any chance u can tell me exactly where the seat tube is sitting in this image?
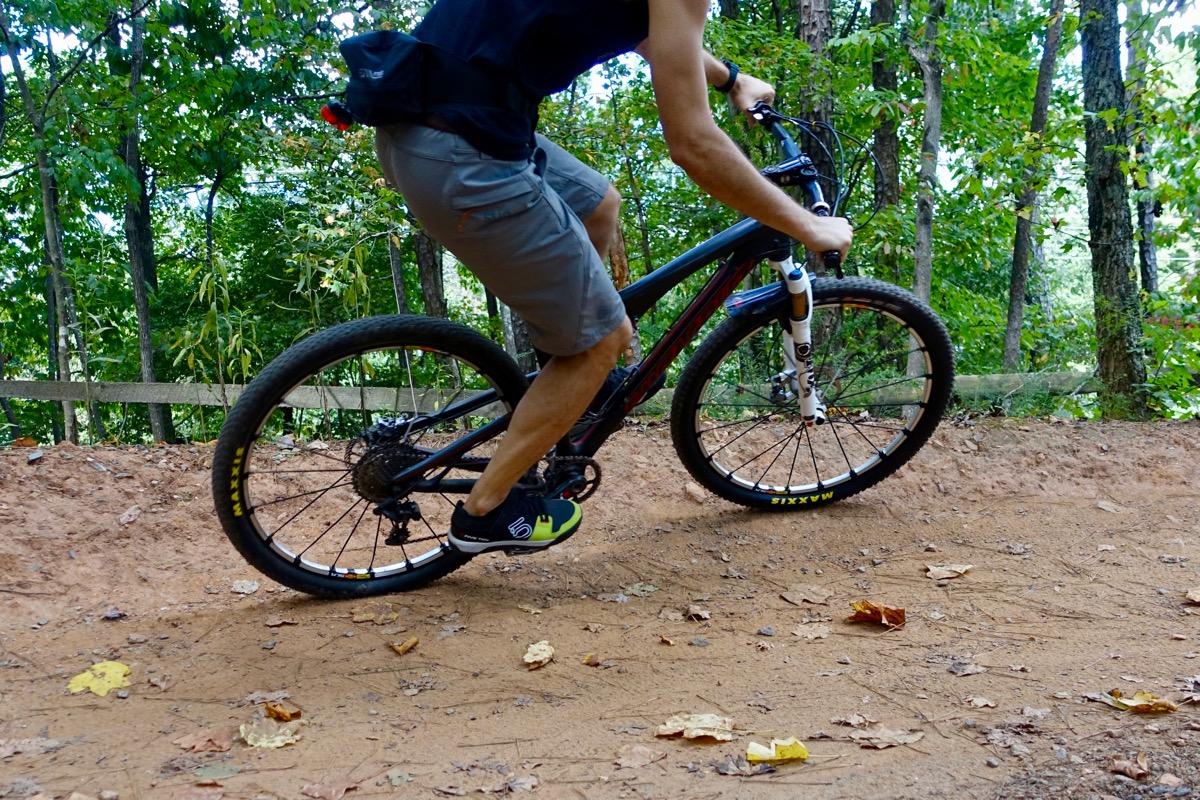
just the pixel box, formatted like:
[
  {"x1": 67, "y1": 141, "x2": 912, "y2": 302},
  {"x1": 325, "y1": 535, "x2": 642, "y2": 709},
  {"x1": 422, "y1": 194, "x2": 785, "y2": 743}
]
[{"x1": 770, "y1": 256, "x2": 820, "y2": 426}]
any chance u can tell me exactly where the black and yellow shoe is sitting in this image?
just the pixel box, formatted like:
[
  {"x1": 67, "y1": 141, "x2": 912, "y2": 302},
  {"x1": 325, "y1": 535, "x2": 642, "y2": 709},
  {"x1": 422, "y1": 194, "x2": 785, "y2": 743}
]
[{"x1": 448, "y1": 488, "x2": 582, "y2": 555}]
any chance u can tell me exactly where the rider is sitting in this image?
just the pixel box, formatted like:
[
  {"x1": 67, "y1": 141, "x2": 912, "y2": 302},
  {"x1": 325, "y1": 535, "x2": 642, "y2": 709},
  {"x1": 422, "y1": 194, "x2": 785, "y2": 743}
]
[{"x1": 372, "y1": 0, "x2": 853, "y2": 555}]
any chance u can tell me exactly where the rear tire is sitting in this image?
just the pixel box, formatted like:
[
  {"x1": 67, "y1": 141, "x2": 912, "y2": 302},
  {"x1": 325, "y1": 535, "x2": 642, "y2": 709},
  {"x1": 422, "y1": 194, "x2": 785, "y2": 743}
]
[
  {"x1": 212, "y1": 315, "x2": 528, "y2": 597},
  {"x1": 671, "y1": 277, "x2": 954, "y2": 509}
]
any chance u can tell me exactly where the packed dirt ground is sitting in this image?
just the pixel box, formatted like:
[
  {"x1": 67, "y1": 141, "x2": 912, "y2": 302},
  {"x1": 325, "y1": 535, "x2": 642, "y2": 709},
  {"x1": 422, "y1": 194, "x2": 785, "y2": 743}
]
[{"x1": 1, "y1": 417, "x2": 1198, "y2": 800}]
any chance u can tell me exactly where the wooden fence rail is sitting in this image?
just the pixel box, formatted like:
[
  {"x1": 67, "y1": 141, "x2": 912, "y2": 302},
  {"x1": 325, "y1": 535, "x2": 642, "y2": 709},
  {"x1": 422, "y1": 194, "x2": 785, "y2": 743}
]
[{"x1": 0, "y1": 370, "x2": 1101, "y2": 412}]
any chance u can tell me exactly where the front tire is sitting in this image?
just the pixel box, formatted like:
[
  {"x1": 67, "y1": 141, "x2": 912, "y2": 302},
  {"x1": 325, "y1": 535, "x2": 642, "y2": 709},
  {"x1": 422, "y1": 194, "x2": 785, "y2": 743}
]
[
  {"x1": 212, "y1": 315, "x2": 528, "y2": 598},
  {"x1": 671, "y1": 277, "x2": 954, "y2": 509}
]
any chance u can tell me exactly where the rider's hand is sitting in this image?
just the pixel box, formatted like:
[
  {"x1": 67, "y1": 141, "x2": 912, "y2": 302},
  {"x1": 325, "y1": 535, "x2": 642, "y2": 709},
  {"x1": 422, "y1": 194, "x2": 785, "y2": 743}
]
[
  {"x1": 728, "y1": 72, "x2": 776, "y2": 123},
  {"x1": 800, "y1": 214, "x2": 854, "y2": 260}
]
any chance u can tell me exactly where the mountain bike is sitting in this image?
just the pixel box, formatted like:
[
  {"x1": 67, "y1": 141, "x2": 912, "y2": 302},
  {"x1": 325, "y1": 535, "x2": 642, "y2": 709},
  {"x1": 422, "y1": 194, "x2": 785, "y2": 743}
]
[{"x1": 211, "y1": 103, "x2": 955, "y2": 598}]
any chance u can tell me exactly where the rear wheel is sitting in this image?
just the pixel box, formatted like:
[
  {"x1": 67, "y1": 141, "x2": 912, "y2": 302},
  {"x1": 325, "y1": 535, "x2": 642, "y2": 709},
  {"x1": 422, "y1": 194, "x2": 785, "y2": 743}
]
[
  {"x1": 212, "y1": 315, "x2": 528, "y2": 597},
  {"x1": 671, "y1": 277, "x2": 954, "y2": 509}
]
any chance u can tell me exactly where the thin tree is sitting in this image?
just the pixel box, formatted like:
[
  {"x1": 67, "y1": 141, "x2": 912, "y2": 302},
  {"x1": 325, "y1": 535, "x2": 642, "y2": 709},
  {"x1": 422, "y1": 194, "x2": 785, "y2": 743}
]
[
  {"x1": 1002, "y1": 0, "x2": 1066, "y2": 372},
  {"x1": 111, "y1": 2, "x2": 173, "y2": 441},
  {"x1": 1125, "y1": 0, "x2": 1158, "y2": 294},
  {"x1": 1079, "y1": 0, "x2": 1147, "y2": 417},
  {"x1": 871, "y1": 0, "x2": 902, "y2": 284}
]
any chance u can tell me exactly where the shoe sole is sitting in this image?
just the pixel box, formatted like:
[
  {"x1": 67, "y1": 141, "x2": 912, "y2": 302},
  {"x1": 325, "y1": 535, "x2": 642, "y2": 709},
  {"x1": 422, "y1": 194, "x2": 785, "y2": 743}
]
[{"x1": 448, "y1": 522, "x2": 580, "y2": 555}]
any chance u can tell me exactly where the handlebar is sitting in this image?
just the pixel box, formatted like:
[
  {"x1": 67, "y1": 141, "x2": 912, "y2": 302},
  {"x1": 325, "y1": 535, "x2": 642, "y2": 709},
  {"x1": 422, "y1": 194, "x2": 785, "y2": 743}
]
[{"x1": 748, "y1": 102, "x2": 844, "y2": 279}]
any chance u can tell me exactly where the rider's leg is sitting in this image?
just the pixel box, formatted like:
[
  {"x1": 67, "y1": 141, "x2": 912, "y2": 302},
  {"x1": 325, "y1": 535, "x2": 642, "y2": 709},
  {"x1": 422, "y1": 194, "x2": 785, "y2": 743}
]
[
  {"x1": 583, "y1": 186, "x2": 621, "y2": 262},
  {"x1": 463, "y1": 314, "x2": 633, "y2": 516}
]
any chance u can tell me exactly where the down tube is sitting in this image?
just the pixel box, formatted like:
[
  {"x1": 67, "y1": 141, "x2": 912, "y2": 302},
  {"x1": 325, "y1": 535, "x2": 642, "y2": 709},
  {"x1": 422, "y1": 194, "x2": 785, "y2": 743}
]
[{"x1": 622, "y1": 254, "x2": 763, "y2": 416}]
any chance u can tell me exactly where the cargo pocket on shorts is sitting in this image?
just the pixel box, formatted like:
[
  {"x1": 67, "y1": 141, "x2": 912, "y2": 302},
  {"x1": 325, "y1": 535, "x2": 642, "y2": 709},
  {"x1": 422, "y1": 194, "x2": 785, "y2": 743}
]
[{"x1": 449, "y1": 160, "x2": 544, "y2": 225}]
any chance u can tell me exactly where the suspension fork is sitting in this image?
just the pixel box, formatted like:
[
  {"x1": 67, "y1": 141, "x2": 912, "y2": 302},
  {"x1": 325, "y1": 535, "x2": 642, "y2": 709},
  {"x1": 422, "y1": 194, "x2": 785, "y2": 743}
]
[{"x1": 768, "y1": 256, "x2": 826, "y2": 426}]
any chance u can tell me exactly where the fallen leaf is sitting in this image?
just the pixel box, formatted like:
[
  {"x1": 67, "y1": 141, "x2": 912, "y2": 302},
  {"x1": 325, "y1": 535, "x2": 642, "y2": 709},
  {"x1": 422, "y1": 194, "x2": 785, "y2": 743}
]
[
  {"x1": 925, "y1": 563, "x2": 974, "y2": 580},
  {"x1": 1186, "y1": 588, "x2": 1200, "y2": 604},
  {"x1": 781, "y1": 584, "x2": 831, "y2": 606},
  {"x1": 1113, "y1": 689, "x2": 1178, "y2": 714},
  {"x1": 949, "y1": 661, "x2": 988, "y2": 677},
  {"x1": 745, "y1": 737, "x2": 809, "y2": 764},
  {"x1": 264, "y1": 615, "x2": 298, "y2": 627},
  {"x1": 118, "y1": 505, "x2": 142, "y2": 525},
  {"x1": 583, "y1": 622, "x2": 603, "y2": 632},
  {"x1": 581, "y1": 653, "x2": 601, "y2": 667},
  {"x1": 794, "y1": 623, "x2": 830, "y2": 640},
  {"x1": 523, "y1": 640, "x2": 554, "y2": 670},
  {"x1": 1158, "y1": 773, "x2": 1184, "y2": 788},
  {"x1": 830, "y1": 713, "x2": 878, "y2": 727},
  {"x1": 1096, "y1": 500, "x2": 1123, "y2": 514},
  {"x1": 710, "y1": 755, "x2": 774, "y2": 776},
  {"x1": 172, "y1": 729, "x2": 234, "y2": 753},
  {"x1": 350, "y1": 602, "x2": 398, "y2": 624},
  {"x1": 659, "y1": 635, "x2": 675, "y2": 646},
  {"x1": 301, "y1": 778, "x2": 358, "y2": 800},
  {"x1": 384, "y1": 768, "x2": 413, "y2": 786},
  {"x1": 67, "y1": 661, "x2": 131, "y2": 697},
  {"x1": 847, "y1": 600, "x2": 905, "y2": 628},
  {"x1": 478, "y1": 775, "x2": 538, "y2": 793},
  {"x1": 192, "y1": 763, "x2": 239, "y2": 782},
  {"x1": 240, "y1": 718, "x2": 302, "y2": 748},
  {"x1": 966, "y1": 696, "x2": 996, "y2": 708},
  {"x1": 11, "y1": 436, "x2": 38, "y2": 447},
  {"x1": 264, "y1": 702, "x2": 301, "y2": 722},
  {"x1": 656, "y1": 713, "x2": 735, "y2": 742},
  {"x1": 389, "y1": 637, "x2": 419, "y2": 657},
  {"x1": 847, "y1": 723, "x2": 925, "y2": 749},
  {"x1": 1109, "y1": 752, "x2": 1149, "y2": 780},
  {"x1": 0, "y1": 737, "x2": 61, "y2": 758},
  {"x1": 686, "y1": 605, "x2": 711, "y2": 621},
  {"x1": 658, "y1": 608, "x2": 684, "y2": 622},
  {"x1": 615, "y1": 744, "x2": 667, "y2": 769},
  {"x1": 432, "y1": 787, "x2": 466, "y2": 797},
  {"x1": 517, "y1": 605, "x2": 542, "y2": 615},
  {"x1": 626, "y1": 582, "x2": 659, "y2": 597}
]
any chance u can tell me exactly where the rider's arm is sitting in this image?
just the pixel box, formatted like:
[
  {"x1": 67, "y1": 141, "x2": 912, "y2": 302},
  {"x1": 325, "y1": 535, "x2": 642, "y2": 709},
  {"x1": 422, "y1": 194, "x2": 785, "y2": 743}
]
[{"x1": 636, "y1": 0, "x2": 852, "y2": 258}]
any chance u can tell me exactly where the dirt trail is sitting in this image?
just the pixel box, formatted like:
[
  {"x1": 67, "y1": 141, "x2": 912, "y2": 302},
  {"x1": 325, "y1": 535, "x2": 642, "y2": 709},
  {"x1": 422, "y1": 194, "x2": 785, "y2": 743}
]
[{"x1": 1, "y1": 418, "x2": 1198, "y2": 800}]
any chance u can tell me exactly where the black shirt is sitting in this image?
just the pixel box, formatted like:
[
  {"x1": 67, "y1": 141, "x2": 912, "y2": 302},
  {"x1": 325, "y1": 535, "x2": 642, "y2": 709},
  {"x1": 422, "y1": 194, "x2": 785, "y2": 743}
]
[{"x1": 414, "y1": 0, "x2": 649, "y2": 160}]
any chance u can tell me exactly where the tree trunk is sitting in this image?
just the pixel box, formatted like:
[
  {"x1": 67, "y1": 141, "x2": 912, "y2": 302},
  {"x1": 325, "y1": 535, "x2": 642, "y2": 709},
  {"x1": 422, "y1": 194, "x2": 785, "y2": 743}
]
[
  {"x1": 114, "y1": 5, "x2": 172, "y2": 442},
  {"x1": 1003, "y1": 0, "x2": 1065, "y2": 371},
  {"x1": 1125, "y1": 0, "x2": 1158, "y2": 294},
  {"x1": 1080, "y1": 0, "x2": 1147, "y2": 418},
  {"x1": 907, "y1": 0, "x2": 945, "y2": 310},
  {"x1": 414, "y1": 230, "x2": 447, "y2": 319},
  {"x1": 871, "y1": 0, "x2": 901, "y2": 284},
  {"x1": 3, "y1": 20, "x2": 78, "y2": 442},
  {"x1": 387, "y1": 225, "x2": 410, "y2": 313}
]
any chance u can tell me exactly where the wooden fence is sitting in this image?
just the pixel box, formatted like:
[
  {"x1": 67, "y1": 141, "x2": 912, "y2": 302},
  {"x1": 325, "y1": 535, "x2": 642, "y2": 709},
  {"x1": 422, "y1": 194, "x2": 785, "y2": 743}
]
[{"x1": 0, "y1": 370, "x2": 1101, "y2": 413}]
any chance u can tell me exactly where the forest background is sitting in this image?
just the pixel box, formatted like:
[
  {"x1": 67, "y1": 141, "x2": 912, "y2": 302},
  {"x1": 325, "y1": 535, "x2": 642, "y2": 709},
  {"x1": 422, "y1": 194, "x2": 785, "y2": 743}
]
[{"x1": 1, "y1": 0, "x2": 1198, "y2": 446}]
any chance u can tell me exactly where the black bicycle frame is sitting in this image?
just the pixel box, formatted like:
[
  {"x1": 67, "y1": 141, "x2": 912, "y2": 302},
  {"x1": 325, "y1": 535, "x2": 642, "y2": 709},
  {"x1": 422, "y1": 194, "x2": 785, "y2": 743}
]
[{"x1": 386, "y1": 217, "x2": 794, "y2": 494}]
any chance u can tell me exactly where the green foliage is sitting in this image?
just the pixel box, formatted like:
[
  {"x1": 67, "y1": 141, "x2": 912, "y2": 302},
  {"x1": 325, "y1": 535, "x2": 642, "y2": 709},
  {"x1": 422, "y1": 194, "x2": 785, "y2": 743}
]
[{"x1": 1143, "y1": 272, "x2": 1200, "y2": 419}]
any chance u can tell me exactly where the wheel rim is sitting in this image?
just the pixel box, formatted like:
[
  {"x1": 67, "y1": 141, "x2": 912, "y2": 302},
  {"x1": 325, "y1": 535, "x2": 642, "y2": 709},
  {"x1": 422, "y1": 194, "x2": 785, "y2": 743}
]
[
  {"x1": 235, "y1": 345, "x2": 512, "y2": 582},
  {"x1": 692, "y1": 300, "x2": 936, "y2": 498}
]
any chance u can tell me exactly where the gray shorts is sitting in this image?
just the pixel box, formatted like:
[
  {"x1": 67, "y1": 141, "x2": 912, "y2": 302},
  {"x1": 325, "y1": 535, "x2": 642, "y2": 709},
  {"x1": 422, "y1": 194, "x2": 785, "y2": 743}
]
[{"x1": 375, "y1": 124, "x2": 627, "y2": 356}]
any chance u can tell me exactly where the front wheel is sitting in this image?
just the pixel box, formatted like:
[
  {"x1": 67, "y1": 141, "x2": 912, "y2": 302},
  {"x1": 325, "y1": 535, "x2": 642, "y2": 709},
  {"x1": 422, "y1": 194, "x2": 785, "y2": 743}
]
[
  {"x1": 212, "y1": 315, "x2": 528, "y2": 598},
  {"x1": 671, "y1": 277, "x2": 954, "y2": 509}
]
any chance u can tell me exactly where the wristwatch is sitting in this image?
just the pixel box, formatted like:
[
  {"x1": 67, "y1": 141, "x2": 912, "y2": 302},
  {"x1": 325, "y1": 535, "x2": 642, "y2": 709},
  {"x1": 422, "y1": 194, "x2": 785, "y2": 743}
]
[{"x1": 716, "y1": 59, "x2": 739, "y2": 94}]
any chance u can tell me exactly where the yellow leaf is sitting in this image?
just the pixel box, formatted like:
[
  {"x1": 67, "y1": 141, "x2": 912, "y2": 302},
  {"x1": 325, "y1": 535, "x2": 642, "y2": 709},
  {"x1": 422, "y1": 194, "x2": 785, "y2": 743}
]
[
  {"x1": 746, "y1": 737, "x2": 809, "y2": 764},
  {"x1": 1120, "y1": 690, "x2": 1178, "y2": 714},
  {"x1": 67, "y1": 661, "x2": 131, "y2": 697},
  {"x1": 847, "y1": 599, "x2": 906, "y2": 628},
  {"x1": 389, "y1": 637, "x2": 419, "y2": 657}
]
